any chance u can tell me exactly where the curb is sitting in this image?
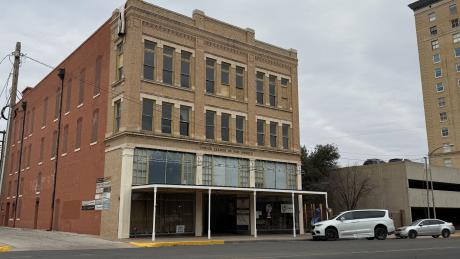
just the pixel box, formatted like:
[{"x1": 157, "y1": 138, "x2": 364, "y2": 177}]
[
  {"x1": 130, "y1": 240, "x2": 225, "y2": 248},
  {"x1": 0, "y1": 246, "x2": 12, "y2": 252}
]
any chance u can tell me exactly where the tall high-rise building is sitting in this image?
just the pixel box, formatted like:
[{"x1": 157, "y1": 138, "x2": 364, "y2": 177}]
[
  {"x1": 409, "y1": 0, "x2": 460, "y2": 167},
  {"x1": 0, "y1": 0, "x2": 323, "y2": 240}
]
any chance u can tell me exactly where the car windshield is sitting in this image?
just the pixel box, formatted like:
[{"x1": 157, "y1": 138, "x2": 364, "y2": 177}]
[{"x1": 410, "y1": 219, "x2": 424, "y2": 226}]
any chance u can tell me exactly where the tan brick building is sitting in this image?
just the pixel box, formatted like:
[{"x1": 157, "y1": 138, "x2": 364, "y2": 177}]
[
  {"x1": 409, "y1": 0, "x2": 460, "y2": 168},
  {"x1": 0, "y1": 0, "x2": 325, "y2": 240}
]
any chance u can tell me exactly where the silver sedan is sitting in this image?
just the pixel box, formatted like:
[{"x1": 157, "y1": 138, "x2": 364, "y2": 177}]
[{"x1": 395, "y1": 219, "x2": 456, "y2": 239}]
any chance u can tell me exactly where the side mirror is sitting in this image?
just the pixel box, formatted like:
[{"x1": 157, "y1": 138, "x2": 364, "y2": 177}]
[{"x1": 419, "y1": 223, "x2": 424, "y2": 227}]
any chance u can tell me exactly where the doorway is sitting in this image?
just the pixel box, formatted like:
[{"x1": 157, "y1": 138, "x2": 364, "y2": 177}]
[
  {"x1": 204, "y1": 194, "x2": 250, "y2": 235},
  {"x1": 34, "y1": 199, "x2": 40, "y2": 229},
  {"x1": 3, "y1": 203, "x2": 10, "y2": 226}
]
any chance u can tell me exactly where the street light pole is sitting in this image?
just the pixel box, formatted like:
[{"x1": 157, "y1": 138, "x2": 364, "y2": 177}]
[
  {"x1": 424, "y1": 157, "x2": 430, "y2": 219},
  {"x1": 427, "y1": 144, "x2": 453, "y2": 219}
]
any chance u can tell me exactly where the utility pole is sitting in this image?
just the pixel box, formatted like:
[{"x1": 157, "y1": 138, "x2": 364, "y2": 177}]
[
  {"x1": 0, "y1": 42, "x2": 21, "y2": 200},
  {"x1": 424, "y1": 157, "x2": 430, "y2": 219}
]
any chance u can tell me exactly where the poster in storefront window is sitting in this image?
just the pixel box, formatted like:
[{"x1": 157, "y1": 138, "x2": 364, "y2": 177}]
[{"x1": 281, "y1": 204, "x2": 293, "y2": 213}]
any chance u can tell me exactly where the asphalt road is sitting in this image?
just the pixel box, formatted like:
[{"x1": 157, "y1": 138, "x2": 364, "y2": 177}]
[{"x1": 1, "y1": 238, "x2": 460, "y2": 259}]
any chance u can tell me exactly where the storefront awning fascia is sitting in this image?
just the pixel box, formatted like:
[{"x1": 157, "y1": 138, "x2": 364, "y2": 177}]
[{"x1": 131, "y1": 184, "x2": 327, "y2": 196}]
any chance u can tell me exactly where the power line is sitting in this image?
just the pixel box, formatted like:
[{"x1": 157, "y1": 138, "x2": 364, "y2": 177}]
[
  {"x1": 0, "y1": 66, "x2": 13, "y2": 103},
  {"x1": 0, "y1": 54, "x2": 12, "y2": 66}
]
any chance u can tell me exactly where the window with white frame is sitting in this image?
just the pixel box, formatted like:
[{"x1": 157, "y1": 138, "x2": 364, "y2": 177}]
[
  {"x1": 450, "y1": 3, "x2": 457, "y2": 14},
  {"x1": 458, "y1": 79, "x2": 460, "y2": 87},
  {"x1": 438, "y1": 97, "x2": 446, "y2": 107},
  {"x1": 440, "y1": 111, "x2": 448, "y2": 122},
  {"x1": 453, "y1": 18, "x2": 459, "y2": 28},
  {"x1": 457, "y1": 64, "x2": 460, "y2": 72},
  {"x1": 436, "y1": 82, "x2": 444, "y2": 92},
  {"x1": 444, "y1": 158, "x2": 453, "y2": 167},
  {"x1": 433, "y1": 53, "x2": 441, "y2": 63},
  {"x1": 443, "y1": 143, "x2": 453, "y2": 153},
  {"x1": 454, "y1": 33, "x2": 460, "y2": 43},
  {"x1": 429, "y1": 12, "x2": 436, "y2": 22},
  {"x1": 442, "y1": 127, "x2": 449, "y2": 137},
  {"x1": 456, "y1": 48, "x2": 460, "y2": 57},
  {"x1": 430, "y1": 26, "x2": 438, "y2": 36},
  {"x1": 435, "y1": 68, "x2": 442, "y2": 78},
  {"x1": 431, "y1": 40, "x2": 439, "y2": 50}
]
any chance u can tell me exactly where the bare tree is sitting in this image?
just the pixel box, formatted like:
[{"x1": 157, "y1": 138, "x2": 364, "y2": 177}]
[{"x1": 329, "y1": 168, "x2": 374, "y2": 211}]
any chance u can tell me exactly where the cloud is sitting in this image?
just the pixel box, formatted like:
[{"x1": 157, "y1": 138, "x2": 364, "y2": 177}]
[{"x1": 0, "y1": 0, "x2": 427, "y2": 166}]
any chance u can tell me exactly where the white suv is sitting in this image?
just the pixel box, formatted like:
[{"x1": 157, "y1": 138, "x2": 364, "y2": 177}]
[{"x1": 312, "y1": 209, "x2": 395, "y2": 241}]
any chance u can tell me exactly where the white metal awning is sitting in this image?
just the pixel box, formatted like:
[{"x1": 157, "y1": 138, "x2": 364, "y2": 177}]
[{"x1": 131, "y1": 184, "x2": 328, "y2": 241}]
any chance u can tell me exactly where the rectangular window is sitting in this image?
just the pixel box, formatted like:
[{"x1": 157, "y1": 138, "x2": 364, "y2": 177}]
[
  {"x1": 114, "y1": 100, "x2": 121, "y2": 132},
  {"x1": 457, "y1": 64, "x2": 460, "y2": 72},
  {"x1": 256, "y1": 72, "x2": 264, "y2": 104},
  {"x1": 76, "y1": 118, "x2": 82, "y2": 149},
  {"x1": 435, "y1": 68, "x2": 442, "y2": 78},
  {"x1": 442, "y1": 127, "x2": 449, "y2": 137},
  {"x1": 65, "y1": 79, "x2": 71, "y2": 113},
  {"x1": 269, "y1": 75, "x2": 277, "y2": 107},
  {"x1": 432, "y1": 40, "x2": 439, "y2": 50},
  {"x1": 42, "y1": 97, "x2": 48, "y2": 127},
  {"x1": 236, "y1": 116, "x2": 244, "y2": 144},
  {"x1": 116, "y1": 42, "x2": 124, "y2": 81},
  {"x1": 221, "y1": 113, "x2": 230, "y2": 142},
  {"x1": 440, "y1": 112, "x2": 448, "y2": 122},
  {"x1": 221, "y1": 62, "x2": 230, "y2": 85},
  {"x1": 143, "y1": 40, "x2": 156, "y2": 80},
  {"x1": 438, "y1": 97, "x2": 446, "y2": 107},
  {"x1": 62, "y1": 125, "x2": 68, "y2": 154},
  {"x1": 257, "y1": 119, "x2": 265, "y2": 146},
  {"x1": 458, "y1": 79, "x2": 460, "y2": 87},
  {"x1": 180, "y1": 106, "x2": 190, "y2": 136},
  {"x1": 161, "y1": 102, "x2": 173, "y2": 134},
  {"x1": 453, "y1": 18, "x2": 459, "y2": 28},
  {"x1": 282, "y1": 124, "x2": 289, "y2": 149},
  {"x1": 456, "y1": 48, "x2": 460, "y2": 57},
  {"x1": 206, "y1": 58, "x2": 215, "y2": 94},
  {"x1": 205, "y1": 110, "x2": 215, "y2": 140},
  {"x1": 429, "y1": 12, "x2": 436, "y2": 22},
  {"x1": 236, "y1": 66, "x2": 244, "y2": 89},
  {"x1": 94, "y1": 56, "x2": 102, "y2": 96},
  {"x1": 443, "y1": 144, "x2": 453, "y2": 153},
  {"x1": 180, "y1": 51, "x2": 191, "y2": 88},
  {"x1": 436, "y1": 82, "x2": 444, "y2": 92},
  {"x1": 430, "y1": 26, "x2": 437, "y2": 36},
  {"x1": 201, "y1": 155, "x2": 249, "y2": 187},
  {"x1": 454, "y1": 33, "x2": 460, "y2": 43},
  {"x1": 281, "y1": 78, "x2": 289, "y2": 87},
  {"x1": 54, "y1": 88, "x2": 61, "y2": 119},
  {"x1": 163, "y1": 46, "x2": 174, "y2": 85},
  {"x1": 78, "y1": 69, "x2": 85, "y2": 105},
  {"x1": 51, "y1": 131, "x2": 58, "y2": 158},
  {"x1": 450, "y1": 3, "x2": 457, "y2": 14},
  {"x1": 36, "y1": 173, "x2": 42, "y2": 193},
  {"x1": 433, "y1": 53, "x2": 441, "y2": 63},
  {"x1": 444, "y1": 158, "x2": 453, "y2": 167},
  {"x1": 30, "y1": 108, "x2": 35, "y2": 134},
  {"x1": 39, "y1": 137, "x2": 44, "y2": 162},
  {"x1": 141, "y1": 98, "x2": 154, "y2": 131},
  {"x1": 270, "y1": 121, "x2": 278, "y2": 148},
  {"x1": 91, "y1": 109, "x2": 99, "y2": 143}
]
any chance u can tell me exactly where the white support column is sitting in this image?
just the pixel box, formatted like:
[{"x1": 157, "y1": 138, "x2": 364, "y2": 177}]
[
  {"x1": 325, "y1": 193, "x2": 329, "y2": 220},
  {"x1": 196, "y1": 153, "x2": 203, "y2": 185},
  {"x1": 298, "y1": 194, "x2": 304, "y2": 235},
  {"x1": 152, "y1": 187, "x2": 157, "y2": 241},
  {"x1": 117, "y1": 147, "x2": 134, "y2": 239},
  {"x1": 253, "y1": 191, "x2": 257, "y2": 238},
  {"x1": 249, "y1": 159, "x2": 256, "y2": 188},
  {"x1": 208, "y1": 188, "x2": 211, "y2": 240},
  {"x1": 292, "y1": 192, "x2": 296, "y2": 238},
  {"x1": 296, "y1": 163, "x2": 302, "y2": 190}
]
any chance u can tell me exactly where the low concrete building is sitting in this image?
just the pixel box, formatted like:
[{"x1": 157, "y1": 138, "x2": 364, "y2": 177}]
[{"x1": 330, "y1": 161, "x2": 460, "y2": 228}]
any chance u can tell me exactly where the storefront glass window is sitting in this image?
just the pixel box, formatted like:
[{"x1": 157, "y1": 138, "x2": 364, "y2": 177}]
[
  {"x1": 255, "y1": 160, "x2": 297, "y2": 190},
  {"x1": 133, "y1": 149, "x2": 196, "y2": 185},
  {"x1": 202, "y1": 155, "x2": 249, "y2": 187}
]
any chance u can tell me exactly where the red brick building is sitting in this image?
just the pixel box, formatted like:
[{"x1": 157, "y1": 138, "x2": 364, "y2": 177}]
[{"x1": 0, "y1": 20, "x2": 110, "y2": 235}]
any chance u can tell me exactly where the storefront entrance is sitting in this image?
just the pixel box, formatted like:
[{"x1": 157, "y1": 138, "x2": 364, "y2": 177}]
[{"x1": 203, "y1": 194, "x2": 250, "y2": 235}]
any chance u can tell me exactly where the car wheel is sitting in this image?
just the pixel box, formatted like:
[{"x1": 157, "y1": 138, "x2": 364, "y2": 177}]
[
  {"x1": 408, "y1": 230, "x2": 417, "y2": 239},
  {"x1": 374, "y1": 227, "x2": 388, "y2": 240},
  {"x1": 325, "y1": 228, "x2": 338, "y2": 241},
  {"x1": 442, "y1": 229, "x2": 451, "y2": 238},
  {"x1": 366, "y1": 237, "x2": 375, "y2": 240},
  {"x1": 432, "y1": 235, "x2": 440, "y2": 238}
]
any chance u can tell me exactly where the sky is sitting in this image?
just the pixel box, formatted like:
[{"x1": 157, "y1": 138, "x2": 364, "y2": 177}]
[{"x1": 0, "y1": 0, "x2": 426, "y2": 166}]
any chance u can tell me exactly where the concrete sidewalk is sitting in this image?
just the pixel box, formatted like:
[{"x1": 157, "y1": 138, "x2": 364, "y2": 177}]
[{"x1": 0, "y1": 227, "x2": 132, "y2": 252}]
